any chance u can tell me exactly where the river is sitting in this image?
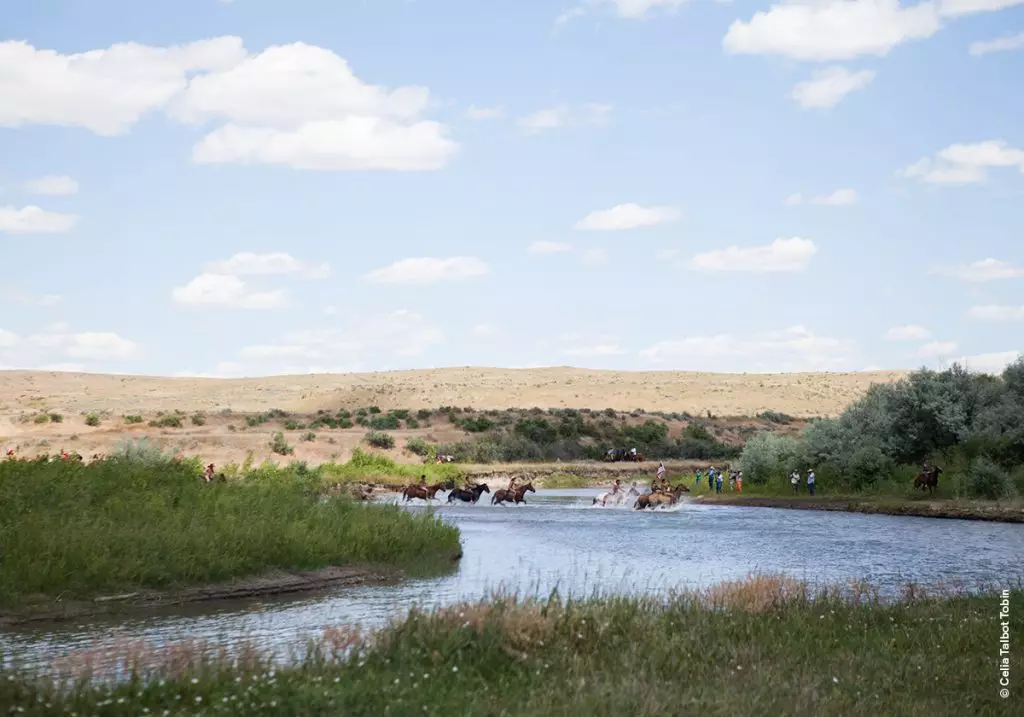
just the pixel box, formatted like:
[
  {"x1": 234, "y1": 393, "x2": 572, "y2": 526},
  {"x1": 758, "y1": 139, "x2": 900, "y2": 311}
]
[{"x1": 4, "y1": 489, "x2": 1024, "y2": 674}]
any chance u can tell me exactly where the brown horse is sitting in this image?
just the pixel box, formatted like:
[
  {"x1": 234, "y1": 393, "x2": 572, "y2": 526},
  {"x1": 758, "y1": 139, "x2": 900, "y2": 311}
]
[
  {"x1": 492, "y1": 482, "x2": 536, "y2": 505},
  {"x1": 402, "y1": 483, "x2": 445, "y2": 502},
  {"x1": 447, "y1": 483, "x2": 491, "y2": 504},
  {"x1": 635, "y1": 484, "x2": 689, "y2": 510},
  {"x1": 913, "y1": 466, "x2": 943, "y2": 496}
]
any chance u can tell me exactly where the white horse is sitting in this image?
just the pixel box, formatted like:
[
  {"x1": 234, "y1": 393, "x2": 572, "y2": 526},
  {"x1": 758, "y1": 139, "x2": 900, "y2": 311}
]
[{"x1": 593, "y1": 484, "x2": 640, "y2": 507}]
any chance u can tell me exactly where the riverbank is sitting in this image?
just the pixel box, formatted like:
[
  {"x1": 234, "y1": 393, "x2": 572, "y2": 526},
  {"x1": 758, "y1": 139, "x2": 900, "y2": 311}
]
[
  {"x1": 689, "y1": 494, "x2": 1024, "y2": 523},
  {"x1": 4, "y1": 577, "x2": 1017, "y2": 716},
  {"x1": 0, "y1": 456, "x2": 461, "y2": 616}
]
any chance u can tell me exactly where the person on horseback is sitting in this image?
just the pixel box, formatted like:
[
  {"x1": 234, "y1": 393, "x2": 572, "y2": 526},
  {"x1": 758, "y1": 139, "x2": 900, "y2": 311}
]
[
  {"x1": 507, "y1": 475, "x2": 519, "y2": 497},
  {"x1": 419, "y1": 474, "x2": 427, "y2": 486},
  {"x1": 611, "y1": 478, "x2": 621, "y2": 494}
]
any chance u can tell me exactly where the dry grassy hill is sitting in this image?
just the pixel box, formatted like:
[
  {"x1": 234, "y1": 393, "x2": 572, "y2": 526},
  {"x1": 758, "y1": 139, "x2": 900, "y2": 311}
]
[{"x1": 0, "y1": 367, "x2": 907, "y2": 467}]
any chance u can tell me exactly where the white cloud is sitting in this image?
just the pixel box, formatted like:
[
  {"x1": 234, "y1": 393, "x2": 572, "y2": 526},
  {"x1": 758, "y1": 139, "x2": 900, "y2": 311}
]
[
  {"x1": 472, "y1": 323, "x2": 500, "y2": 339},
  {"x1": 0, "y1": 206, "x2": 78, "y2": 234},
  {"x1": 205, "y1": 252, "x2": 329, "y2": 278},
  {"x1": 723, "y1": 1, "x2": 943, "y2": 62},
  {"x1": 0, "y1": 37, "x2": 457, "y2": 172},
  {"x1": 518, "y1": 103, "x2": 611, "y2": 133},
  {"x1": 557, "y1": 0, "x2": 688, "y2": 23},
  {"x1": 0, "y1": 323, "x2": 140, "y2": 368},
  {"x1": 947, "y1": 350, "x2": 1022, "y2": 374},
  {"x1": 236, "y1": 309, "x2": 444, "y2": 370},
  {"x1": 574, "y1": 203, "x2": 681, "y2": 231},
  {"x1": 639, "y1": 325, "x2": 856, "y2": 372},
  {"x1": 791, "y1": 67, "x2": 875, "y2": 108},
  {"x1": 191, "y1": 119, "x2": 457, "y2": 171},
  {"x1": 582, "y1": 248, "x2": 609, "y2": 265},
  {"x1": 0, "y1": 37, "x2": 246, "y2": 135},
  {"x1": 929, "y1": 258, "x2": 1024, "y2": 282},
  {"x1": 465, "y1": 105, "x2": 504, "y2": 120},
  {"x1": 0, "y1": 286, "x2": 62, "y2": 307},
  {"x1": 363, "y1": 256, "x2": 489, "y2": 285},
  {"x1": 917, "y1": 340, "x2": 958, "y2": 357},
  {"x1": 902, "y1": 140, "x2": 1024, "y2": 185},
  {"x1": 966, "y1": 304, "x2": 1024, "y2": 322},
  {"x1": 689, "y1": 237, "x2": 817, "y2": 273},
  {"x1": 938, "y1": 0, "x2": 1024, "y2": 17},
  {"x1": 786, "y1": 189, "x2": 859, "y2": 205},
  {"x1": 24, "y1": 175, "x2": 79, "y2": 196},
  {"x1": 171, "y1": 273, "x2": 287, "y2": 309},
  {"x1": 884, "y1": 324, "x2": 931, "y2": 340},
  {"x1": 969, "y1": 31, "x2": 1024, "y2": 55},
  {"x1": 527, "y1": 240, "x2": 573, "y2": 255}
]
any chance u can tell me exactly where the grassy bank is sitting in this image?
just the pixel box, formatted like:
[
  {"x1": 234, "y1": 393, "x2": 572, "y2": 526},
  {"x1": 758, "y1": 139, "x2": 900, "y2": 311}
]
[
  {"x1": 0, "y1": 453, "x2": 461, "y2": 611},
  {"x1": 690, "y1": 494, "x2": 1024, "y2": 522},
  {"x1": 3, "y1": 578, "x2": 1018, "y2": 716}
]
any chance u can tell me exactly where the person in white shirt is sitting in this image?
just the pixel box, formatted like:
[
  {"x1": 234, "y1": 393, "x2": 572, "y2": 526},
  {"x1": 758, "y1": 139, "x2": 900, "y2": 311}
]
[
  {"x1": 806, "y1": 469, "x2": 816, "y2": 496},
  {"x1": 791, "y1": 470, "x2": 800, "y2": 493}
]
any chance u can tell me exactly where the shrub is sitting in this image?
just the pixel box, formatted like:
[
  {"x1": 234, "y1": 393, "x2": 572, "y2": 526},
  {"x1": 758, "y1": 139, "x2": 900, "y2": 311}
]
[
  {"x1": 406, "y1": 417, "x2": 421, "y2": 429},
  {"x1": 190, "y1": 412, "x2": 206, "y2": 427},
  {"x1": 405, "y1": 437, "x2": 434, "y2": 457},
  {"x1": 758, "y1": 410, "x2": 794, "y2": 424},
  {"x1": 845, "y1": 445, "x2": 894, "y2": 490},
  {"x1": 283, "y1": 419, "x2": 299, "y2": 431},
  {"x1": 339, "y1": 417, "x2": 354, "y2": 429},
  {"x1": 149, "y1": 415, "x2": 183, "y2": 429},
  {"x1": 416, "y1": 409, "x2": 432, "y2": 420},
  {"x1": 301, "y1": 432, "x2": 316, "y2": 443},
  {"x1": 965, "y1": 456, "x2": 1017, "y2": 500},
  {"x1": 110, "y1": 437, "x2": 174, "y2": 465},
  {"x1": 368, "y1": 406, "x2": 381, "y2": 414},
  {"x1": 48, "y1": 413, "x2": 63, "y2": 424},
  {"x1": 365, "y1": 431, "x2": 395, "y2": 450},
  {"x1": 269, "y1": 432, "x2": 294, "y2": 456},
  {"x1": 740, "y1": 432, "x2": 802, "y2": 485},
  {"x1": 459, "y1": 416, "x2": 494, "y2": 433},
  {"x1": 123, "y1": 415, "x2": 143, "y2": 425},
  {"x1": 33, "y1": 414, "x2": 49, "y2": 425},
  {"x1": 368, "y1": 414, "x2": 401, "y2": 431},
  {"x1": 84, "y1": 414, "x2": 101, "y2": 427}
]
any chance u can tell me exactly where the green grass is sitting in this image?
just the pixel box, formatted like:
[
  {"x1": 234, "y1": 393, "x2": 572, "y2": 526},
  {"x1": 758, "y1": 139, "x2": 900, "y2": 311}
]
[
  {"x1": 0, "y1": 454, "x2": 461, "y2": 609},
  {"x1": 542, "y1": 472, "x2": 598, "y2": 489},
  {"x1": 3, "y1": 580, "x2": 1018, "y2": 716}
]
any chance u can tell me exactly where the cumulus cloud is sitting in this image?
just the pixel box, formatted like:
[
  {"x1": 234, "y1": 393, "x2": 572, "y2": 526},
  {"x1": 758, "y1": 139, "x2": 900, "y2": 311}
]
[
  {"x1": 527, "y1": 241, "x2": 573, "y2": 255},
  {"x1": 574, "y1": 203, "x2": 681, "y2": 231},
  {"x1": 363, "y1": 256, "x2": 489, "y2": 285},
  {"x1": 235, "y1": 309, "x2": 445, "y2": 372},
  {"x1": 518, "y1": 103, "x2": 611, "y2": 133},
  {"x1": 884, "y1": 324, "x2": 931, "y2": 340},
  {"x1": 946, "y1": 350, "x2": 1022, "y2": 374},
  {"x1": 969, "y1": 31, "x2": 1024, "y2": 55},
  {"x1": 966, "y1": 304, "x2": 1024, "y2": 322},
  {"x1": 171, "y1": 273, "x2": 287, "y2": 309},
  {"x1": 901, "y1": 140, "x2": 1024, "y2": 185},
  {"x1": 786, "y1": 189, "x2": 859, "y2": 205},
  {"x1": 688, "y1": 237, "x2": 817, "y2": 273},
  {"x1": 0, "y1": 322, "x2": 140, "y2": 369},
  {"x1": 791, "y1": 67, "x2": 875, "y2": 108},
  {"x1": 24, "y1": 175, "x2": 79, "y2": 196},
  {"x1": 723, "y1": 1, "x2": 942, "y2": 62},
  {"x1": 465, "y1": 105, "x2": 504, "y2": 120},
  {"x1": 929, "y1": 258, "x2": 1024, "y2": 282},
  {"x1": 0, "y1": 206, "x2": 78, "y2": 234},
  {"x1": 639, "y1": 325, "x2": 856, "y2": 372},
  {"x1": 0, "y1": 37, "x2": 457, "y2": 171},
  {"x1": 205, "y1": 252, "x2": 330, "y2": 278},
  {"x1": 917, "y1": 340, "x2": 958, "y2": 357}
]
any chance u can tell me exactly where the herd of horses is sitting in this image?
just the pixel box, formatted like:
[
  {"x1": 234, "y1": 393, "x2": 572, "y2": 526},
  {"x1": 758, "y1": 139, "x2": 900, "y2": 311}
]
[
  {"x1": 593, "y1": 482, "x2": 691, "y2": 510},
  {"x1": 400, "y1": 479, "x2": 537, "y2": 506},
  {"x1": 603, "y1": 448, "x2": 645, "y2": 463}
]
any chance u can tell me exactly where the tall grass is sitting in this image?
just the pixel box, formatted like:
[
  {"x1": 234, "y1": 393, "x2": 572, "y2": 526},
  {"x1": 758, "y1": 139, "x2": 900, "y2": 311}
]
[
  {"x1": 3, "y1": 580, "x2": 1018, "y2": 716},
  {"x1": 0, "y1": 454, "x2": 461, "y2": 608}
]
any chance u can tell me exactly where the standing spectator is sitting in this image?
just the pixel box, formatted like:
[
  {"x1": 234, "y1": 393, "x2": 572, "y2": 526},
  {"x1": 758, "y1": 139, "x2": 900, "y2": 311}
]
[
  {"x1": 715, "y1": 471, "x2": 724, "y2": 494},
  {"x1": 807, "y1": 469, "x2": 816, "y2": 496},
  {"x1": 736, "y1": 471, "x2": 743, "y2": 493},
  {"x1": 791, "y1": 470, "x2": 800, "y2": 494},
  {"x1": 695, "y1": 469, "x2": 703, "y2": 488}
]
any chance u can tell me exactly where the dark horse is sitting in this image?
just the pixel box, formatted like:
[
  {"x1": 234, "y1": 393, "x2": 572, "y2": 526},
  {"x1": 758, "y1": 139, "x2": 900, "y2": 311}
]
[
  {"x1": 913, "y1": 466, "x2": 943, "y2": 496},
  {"x1": 634, "y1": 483, "x2": 689, "y2": 510},
  {"x1": 491, "y1": 482, "x2": 536, "y2": 505},
  {"x1": 447, "y1": 483, "x2": 491, "y2": 504},
  {"x1": 605, "y1": 448, "x2": 645, "y2": 463},
  {"x1": 402, "y1": 482, "x2": 445, "y2": 502}
]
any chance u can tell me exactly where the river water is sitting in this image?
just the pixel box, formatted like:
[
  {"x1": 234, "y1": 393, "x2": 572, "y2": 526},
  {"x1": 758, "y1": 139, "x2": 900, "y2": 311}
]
[{"x1": 4, "y1": 489, "x2": 1024, "y2": 674}]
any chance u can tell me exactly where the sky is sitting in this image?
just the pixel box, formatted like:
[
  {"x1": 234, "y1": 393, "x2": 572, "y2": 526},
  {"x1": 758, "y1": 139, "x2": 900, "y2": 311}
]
[{"x1": 1, "y1": 0, "x2": 1023, "y2": 377}]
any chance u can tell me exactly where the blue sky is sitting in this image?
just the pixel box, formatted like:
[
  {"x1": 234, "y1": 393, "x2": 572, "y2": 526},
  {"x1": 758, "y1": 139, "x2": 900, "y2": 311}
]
[{"x1": 1, "y1": 0, "x2": 1023, "y2": 377}]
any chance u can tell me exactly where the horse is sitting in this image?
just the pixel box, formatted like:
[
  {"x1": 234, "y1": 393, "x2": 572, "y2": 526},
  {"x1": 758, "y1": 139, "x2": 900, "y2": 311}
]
[
  {"x1": 630, "y1": 451, "x2": 645, "y2": 463},
  {"x1": 447, "y1": 483, "x2": 490, "y2": 504},
  {"x1": 913, "y1": 466, "x2": 942, "y2": 496},
  {"x1": 402, "y1": 483, "x2": 445, "y2": 502},
  {"x1": 492, "y1": 482, "x2": 536, "y2": 506},
  {"x1": 635, "y1": 484, "x2": 689, "y2": 510}
]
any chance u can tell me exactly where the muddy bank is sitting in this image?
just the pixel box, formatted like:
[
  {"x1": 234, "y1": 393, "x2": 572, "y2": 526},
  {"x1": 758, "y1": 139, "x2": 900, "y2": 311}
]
[
  {"x1": 0, "y1": 565, "x2": 407, "y2": 628},
  {"x1": 689, "y1": 495, "x2": 1024, "y2": 523}
]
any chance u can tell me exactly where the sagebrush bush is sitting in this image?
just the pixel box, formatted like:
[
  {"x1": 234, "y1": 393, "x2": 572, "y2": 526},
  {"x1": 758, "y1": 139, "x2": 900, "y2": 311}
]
[
  {"x1": 123, "y1": 414, "x2": 143, "y2": 425},
  {"x1": 270, "y1": 432, "x2": 294, "y2": 456},
  {"x1": 965, "y1": 456, "x2": 1017, "y2": 500},
  {"x1": 84, "y1": 413, "x2": 101, "y2": 427},
  {"x1": 365, "y1": 431, "x2": 395, "y2": 450},
  {"x1": 149, "y1": 415, "x2": 182, "y2": 428}
]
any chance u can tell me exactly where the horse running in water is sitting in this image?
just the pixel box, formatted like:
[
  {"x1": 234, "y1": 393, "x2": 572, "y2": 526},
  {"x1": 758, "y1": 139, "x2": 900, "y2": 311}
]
[
  {"x1": 492, "y1": 482, "x2": 536, "y2": 505},
  {"x1": 402, "y1": 483, "x2": 445, "y2": 502},
  {"x1": 634, "y1": 483, "x2": 690, "y2": 510},
  {"x1": 913, "y1": 466, "x2": 943, "y2": 496},
  {"x1": 447, "y1": 483, "x2": 490, "y2": 504}
]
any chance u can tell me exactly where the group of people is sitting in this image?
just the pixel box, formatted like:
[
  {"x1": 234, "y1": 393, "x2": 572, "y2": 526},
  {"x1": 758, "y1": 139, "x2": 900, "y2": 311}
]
[
  {"x1": 693, "y1": 465, "x2": 743, "y2": 494},
  {"x1": 790, "y1": 469, "x2": 816, "y2": 495}
]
